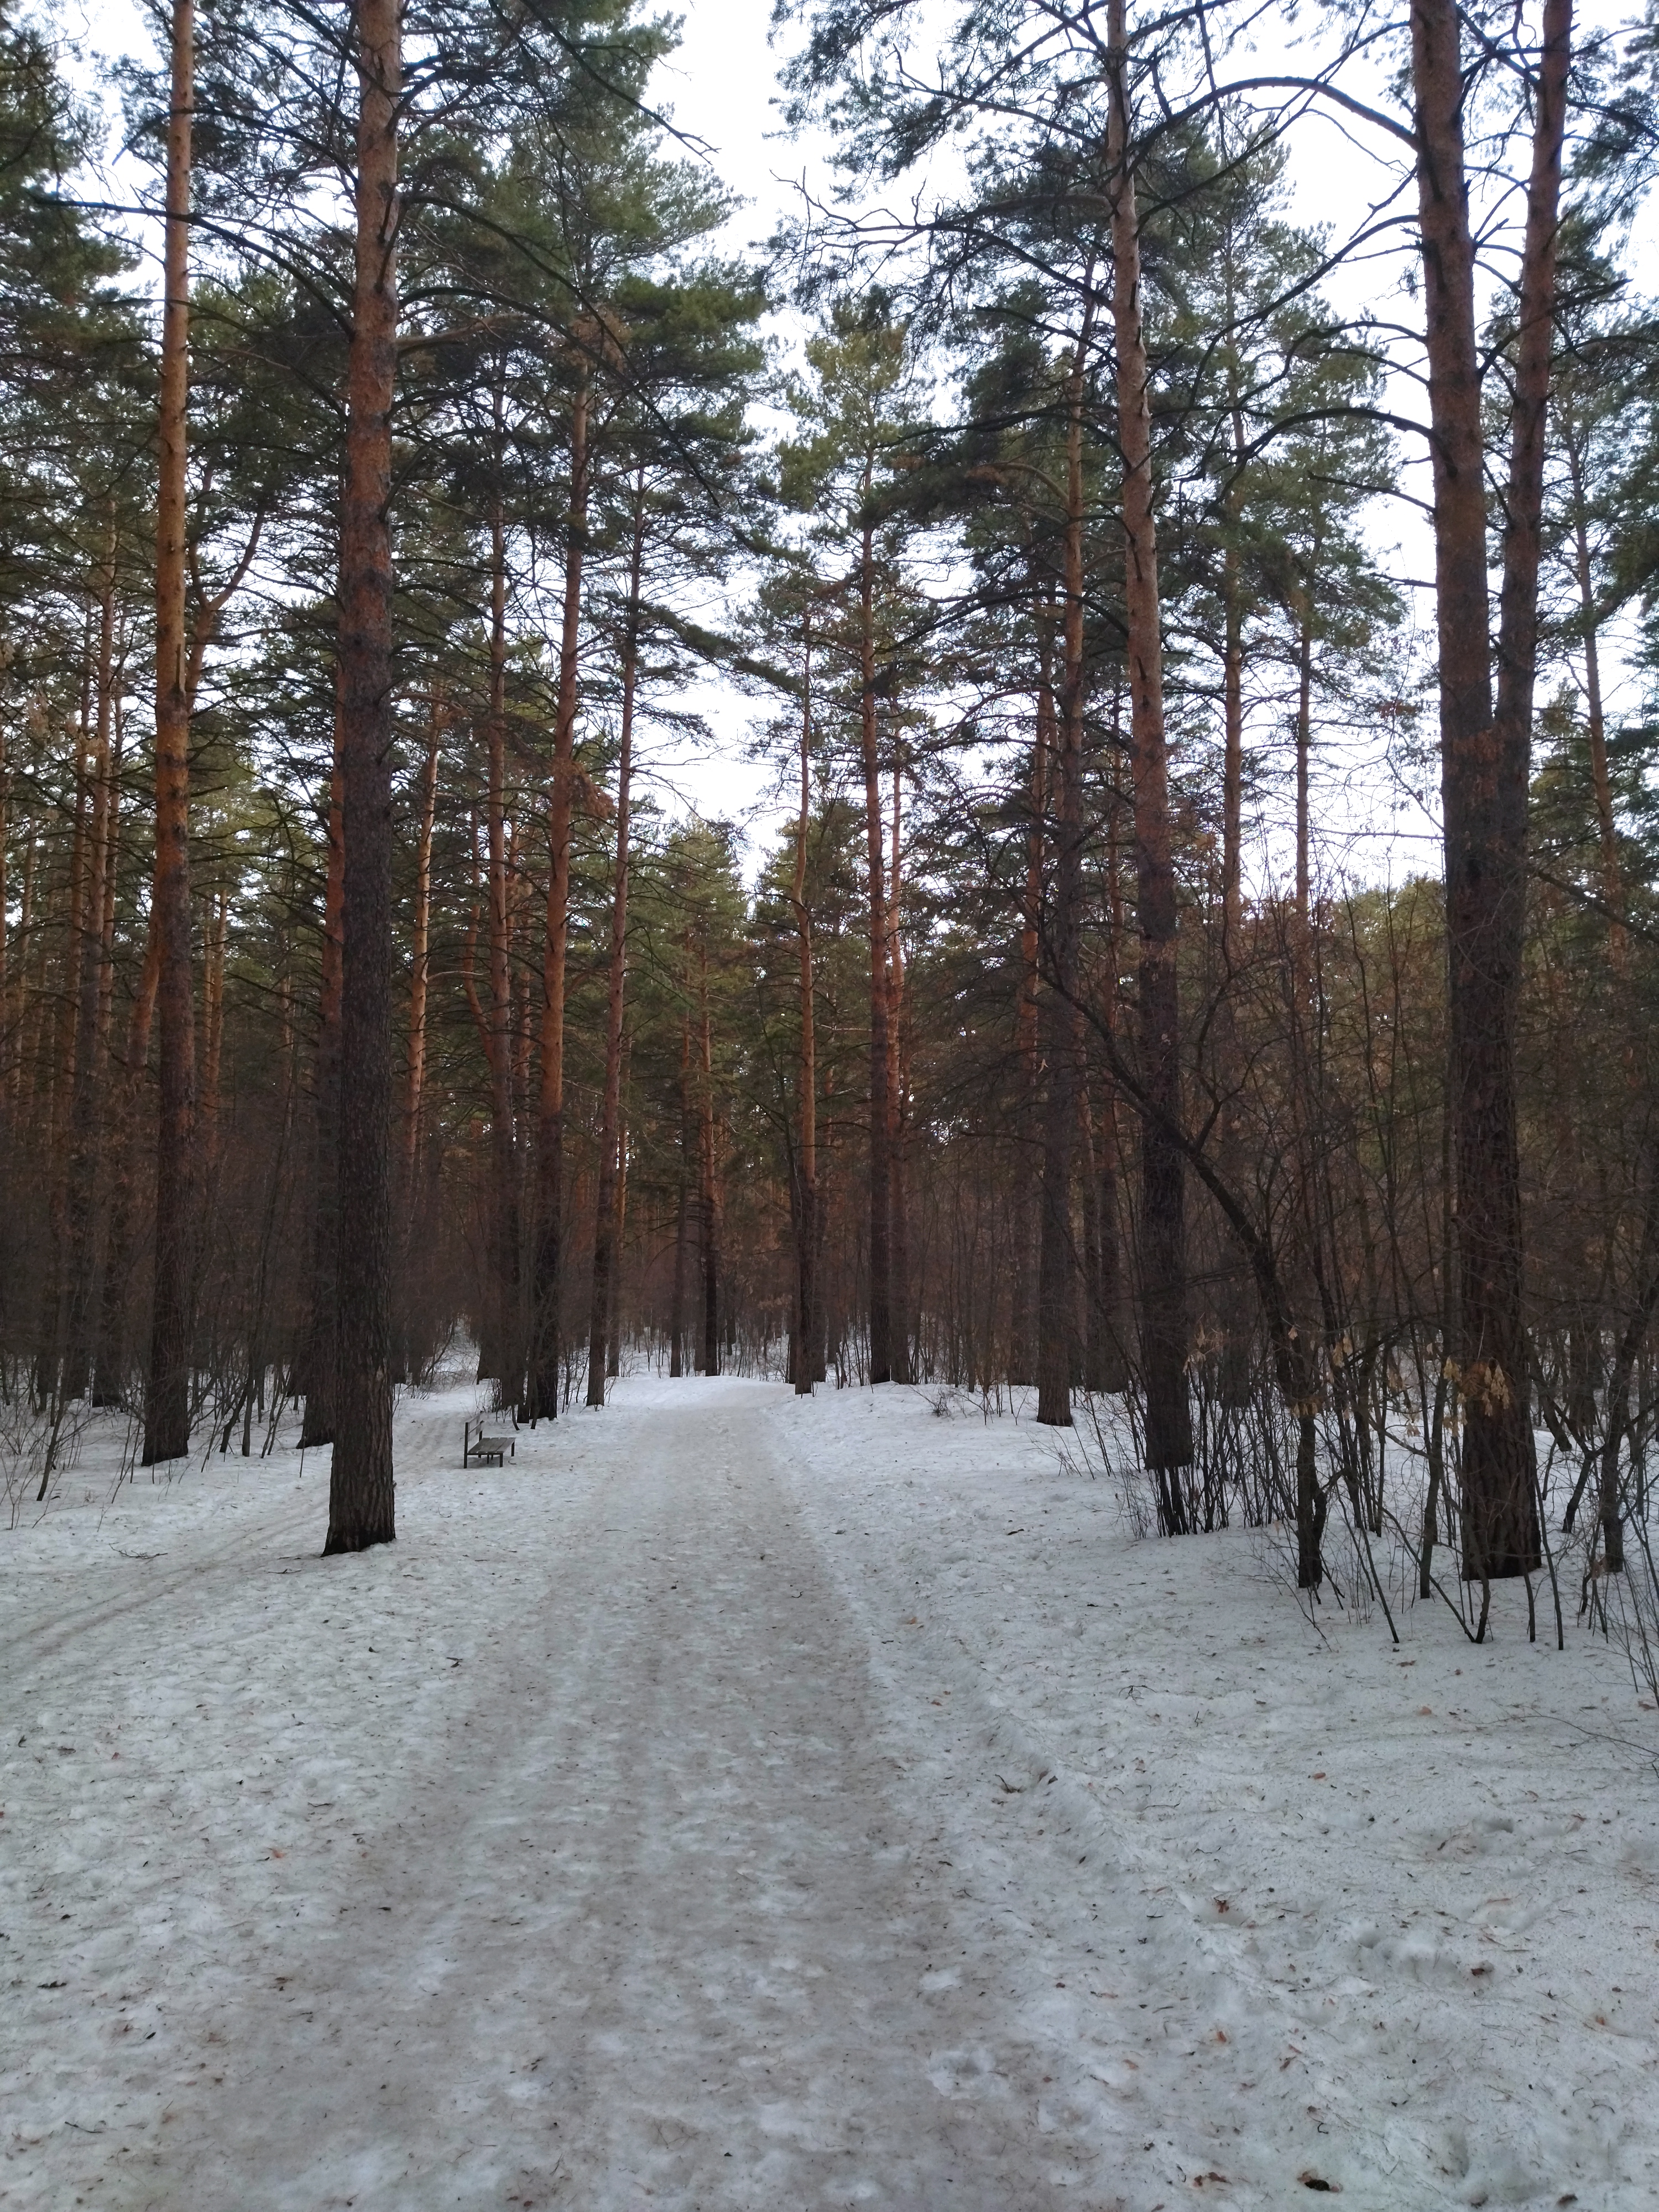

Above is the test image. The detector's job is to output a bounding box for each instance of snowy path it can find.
[3,1379,1102,2211]
[4,1373,1658,2210]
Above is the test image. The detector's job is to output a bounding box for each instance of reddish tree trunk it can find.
[144,0,196,1465]
[1109,0,1192,1497]
[858,503,892,1384]
[1410,0,1568,1581]
[791,611,820,1394]
[299,711,345,1448]
[1036,317,1092,1427]
[324,0,401,1553]
[587,479,645,1405]
[529,364,589,1420]
[886,756,912,1384]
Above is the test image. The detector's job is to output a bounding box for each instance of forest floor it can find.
[2,1371,1656,2211]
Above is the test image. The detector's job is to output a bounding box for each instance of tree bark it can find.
[670,1010,690,1377]
[1108,0,1192,1496]
[396,696,441,1379]
[887,754,912,1384]
[92,916,161,1406]
[697,943,719,1378]
[791,609,819,1394]
[587,477,645,1406]
[299,710,345,1447]
[325,0,401,1554]
[529,362,589,1420]
[1410,0,1568,1581]
[858,498,892,1384]
[143,0,196,1465]
[62,530,117,1400]
[1036,316,1092,1428]
[482,463,520,1398]
[1009,627,1051,1388]
[403,697,440,1206]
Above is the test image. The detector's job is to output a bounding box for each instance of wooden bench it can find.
[463,1420,517,1468]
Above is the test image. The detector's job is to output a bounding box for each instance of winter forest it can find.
[6,0,1659,2203]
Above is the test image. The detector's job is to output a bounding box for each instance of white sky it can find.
[51,0,1656,891]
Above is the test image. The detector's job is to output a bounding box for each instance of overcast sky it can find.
[53,0,1655,889]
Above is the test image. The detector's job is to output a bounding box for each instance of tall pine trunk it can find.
[791,612,819,1394]
[1410,0,1568,1582]
[886,757,911,1384]
[1109,0,1192,1499]
[1009,633,1050,1387]
[697,946,719,1378]
[1036,316,1092,1427]
[299,714,344,1447]
[587,478,644,1405]
[858,502,892,1385]
[529,364,589,1421]
[397,699,441,1378]
[93,916,160,1405]
[62,534,117,1400]
[324,0,400,1554]
[483,472,520,1399]
[670,1011,690,1377]
[144,0,196,1466]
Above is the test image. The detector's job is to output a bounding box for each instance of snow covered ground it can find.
[2,1372,1656,2209]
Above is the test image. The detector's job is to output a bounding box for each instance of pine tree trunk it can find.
[324,0,401,1554]
[92,916,160,1405]
[1410,0,1568,1582]
[670,1065,688,1378]
[529,366,589,1421]
[404,701,440,1207]
[608,1048,628,1377]
[1108,2,1192,1492]
[144,0,196,1466]
[697,948,719,1379]
[792,612,818,1395]
[299,711,344,1447]
[483,475,520,1400]
[858,505,892,1385]
[395,698,441,1380]
[62,535,117,1401]
[1009,637,1050,1387]
[587,479,644,1406]
[1036,319,1092,1428]
[887,757,912,1384]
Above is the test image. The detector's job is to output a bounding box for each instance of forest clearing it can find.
[4,1373,1657,2209]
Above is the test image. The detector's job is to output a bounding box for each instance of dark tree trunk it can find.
[92,912,160,1405]
[324,0,401,1555]
[1410,0,1568,1580]
[1009,628,1050,1388]
[698,950,719,1379]
[62,538,117,1401]
[858,506,892,1386]
[482,467,520,1399]
[1109,0,1192,1491]
[792,612,818,1395]
[529,365,589,1421]
[587,478,644,1406]
[1036,318,1092,1427]
[670,1012,690,1376]
[144,0,196,1467]
[299,706,345,1448]
[886,758,912,1384]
